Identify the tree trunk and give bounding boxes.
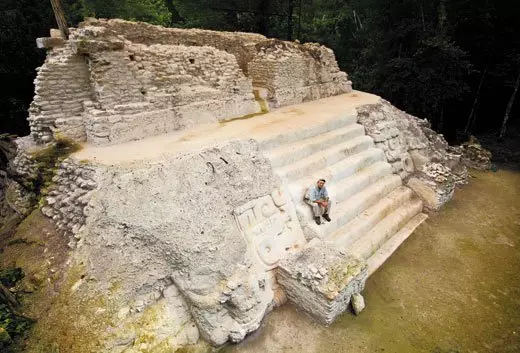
[500,70,520,139]
[49,0,69,39]
[297,0,303,39]
[287,0,294,40]
[465,65,488,134]
[438,104,445,132]
[165,0,184,26]
[255,0,270,36]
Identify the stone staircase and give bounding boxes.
[260,112,427,276]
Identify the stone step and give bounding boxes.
[332,161,393,204]
[267,123,366,168]
[349,198,424,260]
[366,213,428,277]
[286,148,386,204]
[258,113,358,150]
[276,135,374,181]
[289,160,392,207]
[296,174,402,239]
[327,186,414,247]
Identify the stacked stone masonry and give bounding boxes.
[248,40,351,108]
[80,18,267,73]
[41,159,98,241]
[278,244,368,325]
[29,45,93,144]
[30,18,352,145]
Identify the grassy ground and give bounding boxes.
[0,210,71,352]
[223,168,520,353]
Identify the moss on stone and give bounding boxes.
[325,261,364,297]
[23,261,120,353]
[28,135,82,203]
[253,90,269,114]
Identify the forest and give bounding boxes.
[1,0,518,145]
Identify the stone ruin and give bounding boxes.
[29,18,351,145]
[0,18,484,353]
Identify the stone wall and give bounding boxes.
[28,45,93,144]
[76,19,351,111]
[74,36,258,144]
[80,18,266,74]
[40,159,98,242]
[30,22,263,145]
[30,19,352,146]
[248,40,352,108]
[356,100,468,210]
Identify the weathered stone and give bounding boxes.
[4,17,470,353]
[356,99,468,208]
[461,137,492,170]
[277,243,368,325]
[36,37,64,49]
[29,18,351,146]
[407,163,455,211]
[351,293,365,315]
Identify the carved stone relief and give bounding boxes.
[233,188,306,270]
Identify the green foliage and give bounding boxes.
[0,269,24,288]
[0,304,33,341]
[73,0,171,26]
[0,268,34,352]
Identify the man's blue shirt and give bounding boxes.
[307,185,328,202]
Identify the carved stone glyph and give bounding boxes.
[233,188,306,270]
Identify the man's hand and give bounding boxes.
[316,200,328,207]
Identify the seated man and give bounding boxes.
[305,179,332,225]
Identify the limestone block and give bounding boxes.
[50,29,63,38]
[407,163,455,211]
[277,243,368,325]
[36,37,64,49]
[409,150,430,171]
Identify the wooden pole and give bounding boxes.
[49,0,69,40]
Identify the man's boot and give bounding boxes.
[323,214,331,222]
[314,217,321,225]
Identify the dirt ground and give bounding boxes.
[222,169,520,353]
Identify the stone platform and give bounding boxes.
[61,91,431,341]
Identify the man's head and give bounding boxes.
[317,179,326,189]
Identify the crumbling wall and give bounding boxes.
[248,40,352,108]
[72,29,259,144]
[40,159,98,242]
[28,45,93,144]
[30,19,352,146]
[79,19,352,110]
[80,18,267,73]
[356,100,468,211]
[30,23,262,145]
